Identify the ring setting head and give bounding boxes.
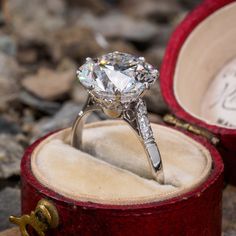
[77,51,159,109]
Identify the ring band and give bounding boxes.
[71,97,164,183]
[70,52,164,184]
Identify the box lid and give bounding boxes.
[160,0,236,151]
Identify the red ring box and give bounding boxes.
[161,0,236,185]
[20,121,223,236]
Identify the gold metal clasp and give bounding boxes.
[163,114,220,146]
[9,199,59,236]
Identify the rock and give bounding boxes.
[145,47,165,68]
[19,91,61,115]
[0,13,5,26]
[179,0,201,9]
[0,76,20,111]
[143,81,169,115]
[154,25,174,46]
[8,0,66,40]
[0,187,20,231]
[0,54,20,110]
[71,83,88,105]
[223,231,236,236]
[21,68,74,101]
[172,11,188,28]
[0,117,20,135]
[0,53,20,78]
[0,227,20,236]
[17,48,37,64]
[148,113,163,124]
[50,26,137,63]
[8,0,66,65]
[66,0,110,15]
[222,185,236,235]
[78,11,158,42]
[0,36,17,56]
[107,40,137,54]
[120,0,181,23]
[50,26,103,62]
[57,58,77,71]
[33,101,82,136]
[0,134,23,178]
[32,101,101,139]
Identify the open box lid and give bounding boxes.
[160,0,236,151]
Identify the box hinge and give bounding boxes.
[163,114,220,146]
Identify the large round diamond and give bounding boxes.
[77,52,158,103]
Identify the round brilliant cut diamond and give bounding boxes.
[77,52,158,104]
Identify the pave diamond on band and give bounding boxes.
[71,51,164,183]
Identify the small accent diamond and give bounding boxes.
[136,99,153,141]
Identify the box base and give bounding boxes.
[20,124,223,236]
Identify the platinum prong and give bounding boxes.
[89,85,95,90]
[76,69,81,76]
[144,82,150,89]
[86,57,92,62]
[154,69,159,77]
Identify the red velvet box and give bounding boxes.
[161,0,236,185]
[11,1,232,235]
[19,123,223,236]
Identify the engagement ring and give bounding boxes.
[71,51,164,183]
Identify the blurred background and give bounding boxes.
[0,0,235,234]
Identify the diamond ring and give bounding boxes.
[71,51,164,183]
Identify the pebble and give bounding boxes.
[222,185,236,235]
[71,83,88,105]
[178,0,201,9]
[0,135,23,178]
[121,0,181,23]
[19,91,61,115]
[148,113,163,124]
[0,36,17,56]
[21,68,75,101]
[145,47,165,68]
[50,26,103,62]
[0,53,20,78]
[0,117,21,135]
[0,76,19,111]
[66,0,110,14]
[107,40,137,55]
[78,12,158,42]
[144,81,169,115]
[8,0,66,38]
[154,25,174,46]
[0,187,20,231]
[32,101,100,139]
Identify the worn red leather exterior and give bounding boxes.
[160,0,236,185]
[21,130,223,236]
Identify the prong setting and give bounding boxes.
[77,51,159,110]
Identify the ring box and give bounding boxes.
[19,120,223,235]
[13,0,229,235]
[161,0,236,185]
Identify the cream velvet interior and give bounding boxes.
[31,120,212,205]
[174,2,236,128]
